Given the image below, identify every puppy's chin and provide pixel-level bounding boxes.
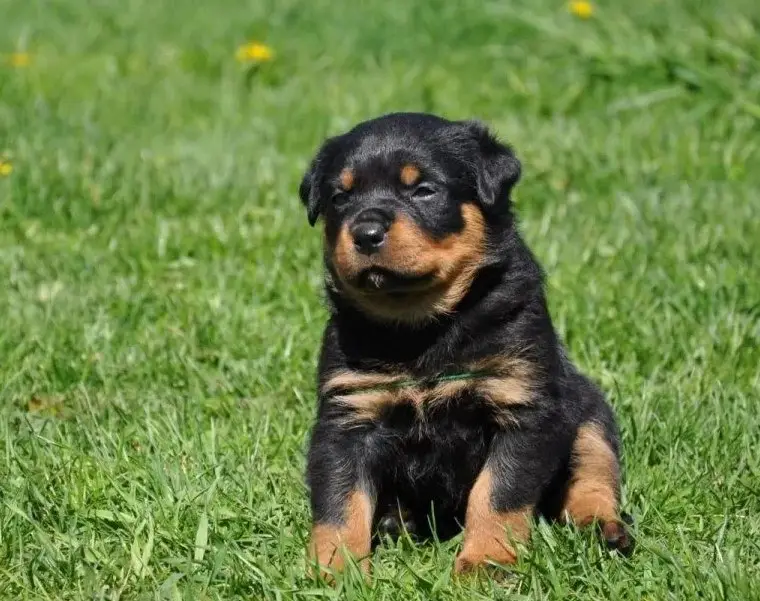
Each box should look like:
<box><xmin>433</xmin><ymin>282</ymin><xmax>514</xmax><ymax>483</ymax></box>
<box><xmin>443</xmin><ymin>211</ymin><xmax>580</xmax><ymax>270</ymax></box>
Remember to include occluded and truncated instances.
<box><xmin>328</xmin><ymin>205</ymin><xmax>487</xmax><ymax>324</ymax></box>
<box><xmin>334</xmin><ymin>274</ymin><xmax>454</xmax><ymax>324</ymax></box>
<box><xmin>354</xmin><ymin>268</ymin><xmax>436</xmax><ymax>294</ymax></box>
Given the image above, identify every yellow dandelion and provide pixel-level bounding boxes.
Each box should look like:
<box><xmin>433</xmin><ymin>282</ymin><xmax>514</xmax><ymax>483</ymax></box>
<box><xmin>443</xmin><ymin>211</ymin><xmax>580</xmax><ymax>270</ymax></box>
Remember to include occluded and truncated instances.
<box><xmin>0</xmin><ymin>160</ymin><xmax>12</xmax><ymax>176</ymax></box>
<box><xmin>7</xmin><ymin>52</ymin><xmax>31</xmax><ymax>67</ymax></box>
<box><xmin>569</xmin><ymin>1</ymin><xmax>594</xmax><ymax>18</ymax></box>
<box><xmin>235</xmin><ymin>42</ymin><xmax>274</xmax><ymax>63</ymax></box>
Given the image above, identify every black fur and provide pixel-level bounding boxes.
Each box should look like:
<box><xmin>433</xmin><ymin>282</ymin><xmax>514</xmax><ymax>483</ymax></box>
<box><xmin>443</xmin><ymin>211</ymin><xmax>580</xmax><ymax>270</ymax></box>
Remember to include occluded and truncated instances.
<box><xmin>301</xmin><ymin>113</ymin><xmax>627</xmax><ymax>555</ymax></box>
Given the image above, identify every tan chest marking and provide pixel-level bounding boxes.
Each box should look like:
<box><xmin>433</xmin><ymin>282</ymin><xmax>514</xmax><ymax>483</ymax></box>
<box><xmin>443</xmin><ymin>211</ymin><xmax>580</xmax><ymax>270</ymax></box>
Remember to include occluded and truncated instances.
<box><xmin>322</xmin><ymin>356</ymin><xmax>536</xmax><ymax>426</ymax></box>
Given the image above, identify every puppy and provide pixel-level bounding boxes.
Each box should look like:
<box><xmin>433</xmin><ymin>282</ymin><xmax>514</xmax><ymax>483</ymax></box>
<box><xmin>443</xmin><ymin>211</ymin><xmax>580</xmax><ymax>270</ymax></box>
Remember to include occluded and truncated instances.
<box><xmin>300</xmin><ymin>113</ymin><xmax>631</xmax><ymax>577</ymax></box>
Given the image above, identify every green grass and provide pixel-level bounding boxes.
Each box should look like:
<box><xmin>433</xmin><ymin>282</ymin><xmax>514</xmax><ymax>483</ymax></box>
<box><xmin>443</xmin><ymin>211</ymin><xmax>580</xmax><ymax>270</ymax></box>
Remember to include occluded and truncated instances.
<box><xmin>1</xmin><ymin>0</ymin><xmax>759</xmax><ymax>598</ymax></box>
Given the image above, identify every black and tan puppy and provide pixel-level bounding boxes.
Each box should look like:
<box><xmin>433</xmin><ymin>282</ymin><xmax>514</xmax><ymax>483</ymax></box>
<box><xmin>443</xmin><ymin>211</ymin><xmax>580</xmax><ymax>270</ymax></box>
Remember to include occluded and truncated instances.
<box><xmin>300</xmin><ymin>113</ymin><xmax>631</xmax><ymax>577</ymax></box>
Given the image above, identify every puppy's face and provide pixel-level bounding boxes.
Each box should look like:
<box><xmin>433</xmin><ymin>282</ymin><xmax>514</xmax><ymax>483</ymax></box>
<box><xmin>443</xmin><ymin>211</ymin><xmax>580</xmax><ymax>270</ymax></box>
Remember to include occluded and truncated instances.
<box><xmin>300</xmin><ymin>113</ymin><xmax>520</xmax><ymax>324</ymax></box>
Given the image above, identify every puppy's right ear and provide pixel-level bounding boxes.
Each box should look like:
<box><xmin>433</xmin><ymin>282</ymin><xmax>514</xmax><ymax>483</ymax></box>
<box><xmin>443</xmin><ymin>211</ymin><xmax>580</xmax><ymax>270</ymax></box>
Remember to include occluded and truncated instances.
<box><xmin>298</xmin><ymin>164</ymin><xmax>321</xmax><ymax>227</ymax></box>
<box><xmin>299</xmin><ymin>138</ymin><xmax>337</xmax><ymax>227</ymax></box>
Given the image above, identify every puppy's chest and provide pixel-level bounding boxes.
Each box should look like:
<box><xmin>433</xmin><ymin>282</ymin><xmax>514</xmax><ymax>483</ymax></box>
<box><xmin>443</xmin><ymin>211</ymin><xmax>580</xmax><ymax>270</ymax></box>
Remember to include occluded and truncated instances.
<box><xmin>373</xmin><ymin>387</ymin><xmax>499</xmax><ymax>433</ymax></box>
<box><xmin>323</xmin><ymin>361</ymin><xmax>536</xmax><ymax>431</ymax></box>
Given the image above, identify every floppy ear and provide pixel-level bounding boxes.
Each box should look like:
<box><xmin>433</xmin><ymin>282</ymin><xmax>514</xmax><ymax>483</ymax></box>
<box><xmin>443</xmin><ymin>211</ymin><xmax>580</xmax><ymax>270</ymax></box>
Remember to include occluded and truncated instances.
<box><xmin>299</xmin><ymin>159</ymin><xmax>322</xmax><ymax>227</ymax></box>
<box><xmin>299</xmin><ymin>137</ymin><xmax>338</xmax><ymax>227</ymax></box>
<box><xmin>299</xmin><ymin>166</ymin><xmax>320</xmax><ymax>227</ymax></box>
<box><xmin>461</xmin><ymin>120</ymin><xmax>521</xmax><ymax>209</ymax></box>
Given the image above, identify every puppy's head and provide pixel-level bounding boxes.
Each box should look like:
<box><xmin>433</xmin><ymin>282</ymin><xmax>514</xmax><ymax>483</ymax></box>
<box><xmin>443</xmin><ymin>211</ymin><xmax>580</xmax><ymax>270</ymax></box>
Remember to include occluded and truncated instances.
<box><xmin>300</xmin><ymin>113</ymin><xmax>521</xmax><ymax>324</ymax></box>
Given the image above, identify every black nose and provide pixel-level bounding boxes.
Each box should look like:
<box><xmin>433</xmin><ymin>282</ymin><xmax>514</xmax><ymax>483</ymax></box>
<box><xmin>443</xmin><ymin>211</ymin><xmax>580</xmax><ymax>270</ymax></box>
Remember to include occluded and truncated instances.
<box><xmin>350</xmin><ymin>209</ymin><xmax>393</xmax><ymax>255</ymax></box>
<box><xmin>351</xmin><ymin>221</ymin><xmax>387</xmax><ymax>254</ymax></box>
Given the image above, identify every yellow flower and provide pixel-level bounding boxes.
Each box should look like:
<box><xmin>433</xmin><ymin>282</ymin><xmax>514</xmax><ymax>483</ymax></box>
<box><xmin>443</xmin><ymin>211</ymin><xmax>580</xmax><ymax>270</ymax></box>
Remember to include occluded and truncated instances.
<box><xmin>235</xmin><ymin>42</ymin><xmax>274</xmax><ymax>63</ymax></box>
<box><xmin>569</xmin><ymin>1</ymin><xmax>594</xmax><ymax>18</ymax></box>
<box><xmin>7</xmin><ymin>52</ymin><xmax>31</xmax><ymax>67</ymax></box>
<box><xmin>0</xmin><ymin>160</ymin><xmax>12</xmax><ymax>176</ymax></box>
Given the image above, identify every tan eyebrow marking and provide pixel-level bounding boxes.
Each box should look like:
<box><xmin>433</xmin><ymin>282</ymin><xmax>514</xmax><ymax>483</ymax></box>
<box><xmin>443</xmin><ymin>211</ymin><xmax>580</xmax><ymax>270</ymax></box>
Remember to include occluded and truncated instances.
<box><xmin>400</xmin><ymin>164</ymin><xmax>420</xmax><ymax>186</ymax></box>
<box><xmin>339</xmin><ymin>168</ymin><xmax>355</xmax><ymax>191</ymax></box>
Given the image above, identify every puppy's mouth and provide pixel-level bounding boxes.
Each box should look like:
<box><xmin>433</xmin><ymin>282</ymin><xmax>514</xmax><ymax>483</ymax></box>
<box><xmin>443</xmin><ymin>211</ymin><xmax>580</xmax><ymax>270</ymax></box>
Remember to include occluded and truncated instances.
<box><xmin>354</xmin><ymin>267</ymin><xmax>437</xmax><ymax>296</ymax></box>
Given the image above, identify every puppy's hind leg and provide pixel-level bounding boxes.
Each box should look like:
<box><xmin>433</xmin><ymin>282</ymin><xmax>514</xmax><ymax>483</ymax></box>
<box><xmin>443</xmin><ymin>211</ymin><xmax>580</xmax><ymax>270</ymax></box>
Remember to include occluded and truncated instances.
<box><xmin>561</xmin><ymin>421</ymin><xmax>633</xmax><ymax>554</ymax></box>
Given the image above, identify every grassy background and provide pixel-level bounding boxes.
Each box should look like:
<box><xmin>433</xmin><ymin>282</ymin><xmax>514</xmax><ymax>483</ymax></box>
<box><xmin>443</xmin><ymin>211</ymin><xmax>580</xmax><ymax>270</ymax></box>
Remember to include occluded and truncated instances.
<box><xmin>1</xmin><ymin>0</ymin><xmax>759</xmax><ymax>598</ymax></box>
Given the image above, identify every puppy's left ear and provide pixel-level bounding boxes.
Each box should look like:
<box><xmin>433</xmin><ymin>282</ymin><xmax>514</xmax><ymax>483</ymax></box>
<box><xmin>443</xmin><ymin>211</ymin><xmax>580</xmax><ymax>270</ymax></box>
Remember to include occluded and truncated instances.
<box><xmin>299</xmin><ymin>137</ymin><xmax>338</xmax><ymax>226</ymax></box>
<box><xmin>461</xmin><ymin>120</ymin><xmax>521</xmax><ymax>209</ymax></box>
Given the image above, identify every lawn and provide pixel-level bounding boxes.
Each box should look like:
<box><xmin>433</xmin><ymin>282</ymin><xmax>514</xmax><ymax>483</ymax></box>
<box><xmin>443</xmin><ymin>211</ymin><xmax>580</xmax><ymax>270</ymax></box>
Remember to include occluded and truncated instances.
<box><xmin>1</xmin><ymin>0</ymin><xmax>759</xmax><ymax>599</ymax></box>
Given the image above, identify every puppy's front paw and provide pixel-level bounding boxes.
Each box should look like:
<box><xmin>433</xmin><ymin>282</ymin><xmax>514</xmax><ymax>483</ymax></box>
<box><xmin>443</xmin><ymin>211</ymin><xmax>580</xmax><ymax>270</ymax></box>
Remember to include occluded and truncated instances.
<box><xmin>308</xmin><ymin>550</ymin><xmax>371</xmax><ymax>584</ymax></box>
<box><xmin>308</xmin><ymin>525</ymin><xmax>371</xmax><ymax>583</ymax></box>
<box><xmin>454</xmin><ymin>542</ymin><xmax>517</xmax><ymax>575</ymax></box>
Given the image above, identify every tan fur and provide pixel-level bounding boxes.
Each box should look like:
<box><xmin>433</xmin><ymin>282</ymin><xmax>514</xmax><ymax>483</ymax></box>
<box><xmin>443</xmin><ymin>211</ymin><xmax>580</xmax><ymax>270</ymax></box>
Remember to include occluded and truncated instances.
<box><xmin>473</xmin><ymin>354</ymin><xmax>536</xmax><ymax>378</ymax></box>
<box><xmin>326</xmin><ymin>357</ymin><xmax>535</xmax><ymax>426</ymax></box>
<box><xmin>331</xmin><ymin>203</ymin><xmax>486</xmax><ymax>323</ymax></box>
<box><xmin>562</xmin><ymin>423</ymin><xmax>620</xmax><ymax>527</ymax></box>
<box><xmin>309</xmin><ymin>489</ymin><xmax>373</xmax><ymax>578</ymax></box>
<box><xmin>400</xmin><ymin>164</ymin><xmax>421</xmax><ymax>186</ymax></box>
<box><xmin>322</xmin><ymin>370</ymin><xmax>406</xmax><ymax>395</ymax></box>
<box><xmin>426</xmin><ymin>378</ymin><xmax>472</xmax><ymax>406</ymax></box>
<box><xmin>455</xmin><ymin>468</ymin><xmax>532</xmax><ymax>573</ymax></box>
<box><xmin>471</xmin><ymin>356</ymin><xmax>535</xmax><ymax>425</ymax></box>
<box><xmin>333</xmin><ymin>389</ymin><xmax>403</xmax><ymax>425</ymax></box>
<box><xmin>339</xmin><ymin>168</ymin><xmax>355</xmax><ymax>191</ymax></box>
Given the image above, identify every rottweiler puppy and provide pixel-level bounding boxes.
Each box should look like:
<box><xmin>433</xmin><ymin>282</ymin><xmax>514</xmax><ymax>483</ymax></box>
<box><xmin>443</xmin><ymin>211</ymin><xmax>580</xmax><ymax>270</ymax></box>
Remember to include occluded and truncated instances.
<box><xmin>300</xmin><ymin>113</ymin><xmax>631</xmax><ymax>577</ymax></box>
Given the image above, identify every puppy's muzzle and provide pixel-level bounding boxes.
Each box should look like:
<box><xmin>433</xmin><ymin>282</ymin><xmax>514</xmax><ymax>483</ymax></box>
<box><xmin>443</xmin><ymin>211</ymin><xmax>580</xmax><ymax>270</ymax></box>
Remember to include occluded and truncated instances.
<box><xmin>350</xmin><ymin>208</ymin><xmax>394</xmax><ymax>255</ymax></box>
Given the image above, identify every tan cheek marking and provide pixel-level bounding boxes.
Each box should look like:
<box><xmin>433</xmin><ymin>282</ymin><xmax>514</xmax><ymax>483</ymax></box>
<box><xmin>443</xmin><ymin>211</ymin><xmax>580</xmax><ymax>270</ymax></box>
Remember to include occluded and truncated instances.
<box><xmin>456</xmin><ymin>468</ymin><xmax>532</xmax><ymax>573</ymax></box>
<box><xmin>309</xmin><ymin>489</ymin><xmax>373</xmax><ymax>577</ymax></box>
<box><xmin>339</xmin><ymin>168</ymin><xmax>354</xmax><ymax>191</ymax></box>
<box><xmin>562</xmin><ymin>423</ymin><xmax>620</xmax><ymax>527</ymax></box>
<box><xmin>332</xmin><ymin>224</ymin><xmax>359</xmax><ymax>282</ymax></box>
<box><xmin>379</xmin><ymin>216</ymin><xmax>434</xmax><ymax>273</ymax></box>
<box><xmin>428</xmin><ymin>203</ymin><xmax>487</xmax><ymax>313</ymax></box>
<box><xmin>344</xmin><ymin>203</ymin><xmax>486</xmax><ymax>323</ymax></box>
<box><xmin>330</xmin><ymin>203</ymin><xmax>486</xmax><ymax>298</ymax></box>
<box><xmin>327</xmin><ymin>203</ymin><xmax>487</xmax><ymax>324</ymax></box>
<box><xmin>381</xmin><ymin>203</ymin><xmax>485</xmax><ymax>276</ymax></box>
<box><xmin>400</xmin><ymin>164</ymin><xmax>420</xmax><ymax>186</ymax></box>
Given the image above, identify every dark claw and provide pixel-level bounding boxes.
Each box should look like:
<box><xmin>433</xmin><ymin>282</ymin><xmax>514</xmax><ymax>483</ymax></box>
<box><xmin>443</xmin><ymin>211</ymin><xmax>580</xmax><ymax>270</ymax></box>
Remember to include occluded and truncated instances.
<box><xmin>602</xmin><ymin>513</ymin><xmax>635</xmax><ymax>556</ymax></box>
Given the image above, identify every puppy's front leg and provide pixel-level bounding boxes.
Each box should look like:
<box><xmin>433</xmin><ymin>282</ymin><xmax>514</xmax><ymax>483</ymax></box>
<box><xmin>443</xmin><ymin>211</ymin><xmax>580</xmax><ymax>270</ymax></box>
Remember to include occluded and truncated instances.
<box><xmin>306</xmin><ymin>421</ymin><xmax>376</xmax><ymax>578</ymax></box>
<box><xmin>456</xmin><ymin>427</ymin><xmax>558</xmax><ymax>574</ymax></box>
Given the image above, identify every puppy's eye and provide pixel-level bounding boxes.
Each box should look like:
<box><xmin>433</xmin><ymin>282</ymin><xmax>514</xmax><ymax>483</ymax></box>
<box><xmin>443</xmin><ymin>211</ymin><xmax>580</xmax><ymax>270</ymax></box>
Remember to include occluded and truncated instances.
<box><xmin>331</xmin><ymin>191</ymin><xmax>350</xmax><ymax>206</ymax></box>
<box><xmin>411</xmin><ymin>184</ymin><xmax>437</xmax><ymax>200</ymax></box>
